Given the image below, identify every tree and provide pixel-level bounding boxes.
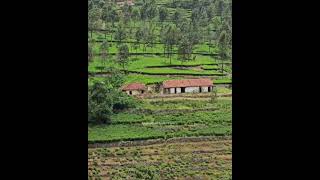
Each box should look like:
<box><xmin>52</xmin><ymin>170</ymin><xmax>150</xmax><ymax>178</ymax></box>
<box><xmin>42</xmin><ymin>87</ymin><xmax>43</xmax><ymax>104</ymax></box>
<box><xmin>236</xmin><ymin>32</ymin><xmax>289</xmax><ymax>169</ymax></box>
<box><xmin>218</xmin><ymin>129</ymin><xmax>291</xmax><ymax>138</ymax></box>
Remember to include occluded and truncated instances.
<box><xmin>132</xmin><ymin>7</ymin><xmax>140</xmax><ymax>26</ymax></box>
<box><xmin>88</xmin><ymin>69</ymin><xmax>137</xmax><ymax>124</ymax></box>
<box><xmin>135</xmin><ymin>27</ymin><xmax>144</xmax><ymax>49</ymax></box>
<box><xmin>217</xmin><ymin>30</ymin><xmax>228</xmax><ymax>73</ymax></box>
<box><xmin>88</xmin><ymin>80</ymin><xmax>114</xmax><ymax>124</ymax></box>
<box><xmin>163</xmin><ymin>25</ymin><xmax>179</xmax><ymax>64</ymax></box>
<box><xmin>145</xmin><ymin>22</ymin><xmax>157</xmax><ymax>51</ymax></box>
<box><xmin>88</xmin><ymin>43</ymin><xmax>93</xmax><ymax>64</ymax></box>
<box><xmin>178</xmin><ymin>37</ymin><xmax>193</xmax><ymax>61</ymax></box>
<box><xmin>117</xmin><ymin>44</ymin><xmax>130</xmax><ymax>70</ymax></box>
<box><xmin>99</xmin><ymin>40</ymin><xmax>109</xmax><ymax>66</ymax></box>
<box><xmin>206</xmin><ymin>5</ymin><xmax>215</xmax><ymax>21</ymax></box>
<box><xmin>114</xmin><ymin>23</ymin><xmax>127</xmax><ymax>45</ymax></box>
<box><xmin>88</xmin><ymin>7</ymin><xmax>103</xmax><ymax>38</ymax></box>
<box><xmin>158</xmin><ymin>7</ymin><xmax>168</xmax><ymax>23</ymax></box>
<box><xmin>172</xmin><ymin>9</ymin><xmax>182</xmax><ymax>25</ymax></box>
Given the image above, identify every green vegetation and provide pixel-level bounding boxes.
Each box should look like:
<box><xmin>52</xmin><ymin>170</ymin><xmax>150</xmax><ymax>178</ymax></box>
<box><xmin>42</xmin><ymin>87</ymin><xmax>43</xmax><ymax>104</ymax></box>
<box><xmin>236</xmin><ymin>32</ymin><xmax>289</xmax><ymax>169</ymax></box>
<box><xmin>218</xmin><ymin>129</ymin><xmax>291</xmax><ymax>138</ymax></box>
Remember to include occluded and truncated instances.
<box><xmin>88</xmin><ymin>99</ymin><xmax>231</xmax><ymax>143</ymax></box>
<box><xmin>88</xmin><ymin>137</ymin><xmax>232</xmax><ymax>179</ymax></box>
<box><xmin>88</xmin><ymin>0</ymin><xmax>232</xmax><ymax>178</ymax></box>
<box><xmin>88</xmin><ymin>69</ymin><xmax>137</xmax><ymax>123</ymax></box>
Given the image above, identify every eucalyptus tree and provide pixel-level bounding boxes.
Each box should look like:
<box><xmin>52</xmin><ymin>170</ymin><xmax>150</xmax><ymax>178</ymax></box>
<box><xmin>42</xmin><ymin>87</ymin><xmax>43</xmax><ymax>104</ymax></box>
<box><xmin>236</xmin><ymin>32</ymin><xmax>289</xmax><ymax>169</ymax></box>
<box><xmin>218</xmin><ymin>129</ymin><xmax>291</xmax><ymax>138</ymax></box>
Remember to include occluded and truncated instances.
<box><xmin>172</xmin><ymin>9</ymin><xmax>182</xmax><ymax>26</ymax></box>
<box><xmin>163</xmin><ymin>25</ymin><xmax>179</xmax><ymax>64</ymax></box>
<box><xmin>114</xmin><ymin>23</ymin><xmax>127</xmax><ymax>46</ymax></box>
<box><xmin>158</xmin><ymin>7</ymin><xmax>168</xmax><ymax>24</ymax></box>
<box><xmin>135</xmin><ymin>27</ymin><xmax>144</xmax><ymax>49</ymax></box>
<box><xmin>178</xmin><ymin>36</ymin><xmax>193</xmax><ymax>61</ymax></box>
<box><xmin>88</xmin><ymin>7</ymin><xmax>102</xmax><ymax>38</ymax></box>
<box><xmin>99</xmin><ymin>40</ymin><xmax>109</xmax><ymax>66</ymax></box>
<box><xmin>217</xmin><ymin>30</ymin><xmax>228</xmax><ymax>73</ymax></box>
<box><xmin>131</xmin><ymin>7</ymin><xmax>140</xmax><ymax>27</ymax></box>
<box><xmin>117</xmin><ymin>44</ymin><xmax>130</xmax><ymax>71</ymax></box>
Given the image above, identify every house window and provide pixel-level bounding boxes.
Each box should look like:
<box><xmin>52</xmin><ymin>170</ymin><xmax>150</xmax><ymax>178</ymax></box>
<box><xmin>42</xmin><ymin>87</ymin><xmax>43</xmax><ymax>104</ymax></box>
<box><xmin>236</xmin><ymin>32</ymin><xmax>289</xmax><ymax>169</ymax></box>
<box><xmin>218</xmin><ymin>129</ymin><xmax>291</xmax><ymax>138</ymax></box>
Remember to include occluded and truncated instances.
<box><xmin>129</xmin><ymin>91</ymin><xmax>132</xmax><ymax>95</ymax></box>
<box><xmin>181</xmin><ymin>87</ymin><xmax>185</xmax><ymax>93</ymax></box>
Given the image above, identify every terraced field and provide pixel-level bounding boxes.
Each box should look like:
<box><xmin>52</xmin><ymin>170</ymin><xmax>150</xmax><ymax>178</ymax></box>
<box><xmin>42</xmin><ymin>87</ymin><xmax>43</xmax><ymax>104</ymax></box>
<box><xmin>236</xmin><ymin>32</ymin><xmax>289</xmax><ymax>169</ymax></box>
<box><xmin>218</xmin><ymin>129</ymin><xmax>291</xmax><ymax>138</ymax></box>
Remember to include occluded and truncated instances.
<box><xmin>88</xmin><ymin>98</ymin><xmax>232</xmax><ymax>143</ymax></box>
<box><xmin>88</xmin><ymin>0</ymin><xmax>232</xmax><ymax>179</ymax></box>
<box><xmin>88</xmin><ymin>136</ymin><xmax>232</xmax><ymax>179</ymax></box>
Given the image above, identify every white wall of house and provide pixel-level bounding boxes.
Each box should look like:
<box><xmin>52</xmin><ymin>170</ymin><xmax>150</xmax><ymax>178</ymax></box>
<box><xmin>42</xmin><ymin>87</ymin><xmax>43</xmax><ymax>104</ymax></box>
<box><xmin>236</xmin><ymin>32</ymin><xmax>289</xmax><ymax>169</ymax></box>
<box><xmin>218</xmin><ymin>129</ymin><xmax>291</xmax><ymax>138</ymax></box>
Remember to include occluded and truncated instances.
<box><xmin>176</xmin><ymin>87</ymin><xmax>181</xmax><ymax>93</ymax></box>
<box><xmin>170</xmin><ymin>88</ymin><xmax>175</xmax><ymax>94</ymax></box>
<box><xmin>165</xmin><ymin>86</ymin><xmax>213</xmax><ymax>94</ymax></box>
<box><xmin>125</xmin><ymin>90</ymin><xmax>141</xmax><ymax>95</ymax></box>
<box><xmin>201</xmin><ymin>86</ymin><xmax>212</xmax><ymax>92</ymax></box>
<box><xmin>185</xmin><ymin>86</ymin><xmax>200</xmax><ymax>93</ymax></box>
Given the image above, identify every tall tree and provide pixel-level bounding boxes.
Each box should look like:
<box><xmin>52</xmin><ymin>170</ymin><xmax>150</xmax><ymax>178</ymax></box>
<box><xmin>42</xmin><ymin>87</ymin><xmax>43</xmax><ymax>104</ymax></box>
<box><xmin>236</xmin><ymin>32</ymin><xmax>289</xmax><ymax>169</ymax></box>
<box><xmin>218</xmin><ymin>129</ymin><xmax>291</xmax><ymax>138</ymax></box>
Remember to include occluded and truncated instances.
<box><xmin>172</xmin><ymin>9</ymin><xmax>182</xmax><ymax>25</ymax></box>
<box><xmin>163</xmin><ymin>25</ymin><xmax>179</xmax><ymax>64</ymax></box>
<box><xmin>88</xmin><ymin>43</ymin><xmax>93</xmax><ymax>64</ymax></box>
<box><xmin>117</xmin><ymin>44</ymin><xmax>130</xmax><ymax>70</ymax></box>
<box><xmin>131</xmin><ymin>7</ymin><xmax>140</xmax><ymax>26</ymax></box>
<box><xmin>114</xmin><ymin>23</ymin><xmax>127</xmax><ymax>45</ymax></box>
<box><xmin>178</xmin><ymin>36</ymin><xmax>193</xmax><ymax>61</ymax></box>
<box><xmin>99</xmin><ymin>40</ymin><xmax>109</xmax><ymax>66</ymax></box>
<box><xmin>217</xmin><ymin>30</ymin><xmax>228</xmax><ymax>73</ymax></box>
<box><xmin>88</xmin><ymin>7</ymin><xmax>102</xmax><ymax>38</ymax></box>
<box><xmin>135</xmin><ymin>27</ymin><xmax>144</xmax><ymax>49</ymax></box>
<box><xmin>158</xmin><ymin>7</ymin><xmax>168</xmax><ymax>23</ymax></box>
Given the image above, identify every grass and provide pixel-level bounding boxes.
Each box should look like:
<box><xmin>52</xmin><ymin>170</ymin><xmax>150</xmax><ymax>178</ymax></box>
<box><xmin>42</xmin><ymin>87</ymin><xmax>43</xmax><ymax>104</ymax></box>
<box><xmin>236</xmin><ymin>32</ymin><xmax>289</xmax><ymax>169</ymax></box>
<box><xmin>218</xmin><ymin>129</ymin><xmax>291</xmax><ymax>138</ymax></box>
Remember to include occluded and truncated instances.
<box><xmin>89</xmin><ymin>55</ymin><xmax>221</xmax><ymax>75</ymax></box>
<box><xmin>129</xmin><ymin>67</ymin><xmax>223</xmax><ymax>75</ymax></box>
<box><xmin>88</xmin><ymin>99</ymin><xmax>231</xmax><ymax>143</ymax></box>
<box><xmin>124</xmin><ymin>74</ymin><xmax>181</xmax><ymax>84</ymax></box>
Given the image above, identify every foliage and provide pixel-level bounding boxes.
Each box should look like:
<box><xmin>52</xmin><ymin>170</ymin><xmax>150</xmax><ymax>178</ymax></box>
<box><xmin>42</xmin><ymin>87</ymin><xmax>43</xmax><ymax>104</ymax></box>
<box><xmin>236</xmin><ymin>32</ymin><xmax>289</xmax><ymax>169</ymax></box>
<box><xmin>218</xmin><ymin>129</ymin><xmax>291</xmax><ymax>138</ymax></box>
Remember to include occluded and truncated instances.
<box><xmin>88</xmin><ymin>69</ymin><xmax>137</xmax><ymax>124</ymax></box>
<box><xmin>88</xmin><ymin>99</ymin><xmax>231</xmax><ymax>142</ymax></box>
<box><xmin>117</xmin><ymin>44</ymin><xmax>130</xmax><ymax>70</ymax></box>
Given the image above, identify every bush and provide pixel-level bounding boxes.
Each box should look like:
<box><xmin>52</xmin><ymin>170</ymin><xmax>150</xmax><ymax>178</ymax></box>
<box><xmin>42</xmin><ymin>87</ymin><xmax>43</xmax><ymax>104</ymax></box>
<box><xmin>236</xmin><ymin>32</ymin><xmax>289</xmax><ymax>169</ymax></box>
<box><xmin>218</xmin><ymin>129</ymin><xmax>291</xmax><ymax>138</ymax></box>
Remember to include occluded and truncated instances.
<box><xmin>88</xmin><ymin>70</ymin><xmax>137</xmax><ymax>124</ymax></box>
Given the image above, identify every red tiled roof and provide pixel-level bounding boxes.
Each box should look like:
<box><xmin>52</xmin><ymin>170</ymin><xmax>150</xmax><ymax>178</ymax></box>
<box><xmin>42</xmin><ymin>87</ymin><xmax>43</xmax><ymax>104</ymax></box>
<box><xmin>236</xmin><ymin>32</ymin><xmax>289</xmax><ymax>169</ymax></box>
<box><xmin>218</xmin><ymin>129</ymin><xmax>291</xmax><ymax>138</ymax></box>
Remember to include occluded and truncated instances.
<box><xmin>163</xmin><ymin>79</ymin><xmax>213</xmax><ymax>88</ymax></box>
<box><xmin>122</xmin><ymin>83</ymin><xmax>146</xmax><ymax>91</ymax></box>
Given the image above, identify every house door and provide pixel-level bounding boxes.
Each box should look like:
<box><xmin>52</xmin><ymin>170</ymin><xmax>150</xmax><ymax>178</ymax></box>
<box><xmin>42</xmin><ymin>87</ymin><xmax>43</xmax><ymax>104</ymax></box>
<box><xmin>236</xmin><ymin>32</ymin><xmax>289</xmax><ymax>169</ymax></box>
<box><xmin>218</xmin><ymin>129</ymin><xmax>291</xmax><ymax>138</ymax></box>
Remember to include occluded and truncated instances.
<box><xmin>181</xmin><ymin>87</ymin><xmax>185</xmax><ymax>93</ymax></box>
<box><xmin>175</xmin><ymin>88</ymin><xmax>177</xmax><ymax>94</ymax></box>
<box><xmin>208</xmin><ymin>86</ymin><xmax>211</xmax><ymax>92</ymax></box>
<box><xmin>199</xmin><ymin>87</ymin><xmax>202</xmax><ymax>93</ymax></box>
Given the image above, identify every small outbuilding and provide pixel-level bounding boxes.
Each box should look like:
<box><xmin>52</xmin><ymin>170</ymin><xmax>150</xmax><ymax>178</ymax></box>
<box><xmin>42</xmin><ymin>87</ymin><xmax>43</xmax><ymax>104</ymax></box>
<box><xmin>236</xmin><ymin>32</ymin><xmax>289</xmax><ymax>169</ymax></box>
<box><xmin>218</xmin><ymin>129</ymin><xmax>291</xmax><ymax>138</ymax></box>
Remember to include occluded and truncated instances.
<box><xmin>162</xmin><ymin>78</ymin><xmax>213</xmax><ymax>94</ymax></box>
<box><xmin>121</xmin><ymin>83</ymin><xmax>146</xmax><ymax>96</ymax></box>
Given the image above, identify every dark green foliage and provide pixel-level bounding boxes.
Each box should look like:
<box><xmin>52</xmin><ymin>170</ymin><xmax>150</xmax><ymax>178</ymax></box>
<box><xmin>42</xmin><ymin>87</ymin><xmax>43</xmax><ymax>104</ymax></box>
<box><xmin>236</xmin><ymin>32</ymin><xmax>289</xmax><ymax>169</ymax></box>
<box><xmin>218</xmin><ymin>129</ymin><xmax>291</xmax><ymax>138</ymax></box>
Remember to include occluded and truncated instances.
<box><xmin>117</xmin><ymin>44</ymin><xmax>130</xmax><ymax>70</ymax></box>
<box><xmin>88</xmin><ymin>69</ymin><xmax>137</xmax><ymax>124</ymax></box>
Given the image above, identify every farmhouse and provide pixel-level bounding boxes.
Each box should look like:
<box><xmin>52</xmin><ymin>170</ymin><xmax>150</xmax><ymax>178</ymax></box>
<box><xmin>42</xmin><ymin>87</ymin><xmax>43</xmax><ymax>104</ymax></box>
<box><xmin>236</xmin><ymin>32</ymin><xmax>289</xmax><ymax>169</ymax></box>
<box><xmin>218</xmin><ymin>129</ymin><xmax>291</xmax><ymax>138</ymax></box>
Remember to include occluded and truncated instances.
<box><xmin>162</xmin><ymin>79</ymin><xmax>213</xmax><ymax>94</ymax></box>
<box><xmin>121</xmin><ymin>82</ymin><xmax>146</xmax><ymax>95</ymax></box>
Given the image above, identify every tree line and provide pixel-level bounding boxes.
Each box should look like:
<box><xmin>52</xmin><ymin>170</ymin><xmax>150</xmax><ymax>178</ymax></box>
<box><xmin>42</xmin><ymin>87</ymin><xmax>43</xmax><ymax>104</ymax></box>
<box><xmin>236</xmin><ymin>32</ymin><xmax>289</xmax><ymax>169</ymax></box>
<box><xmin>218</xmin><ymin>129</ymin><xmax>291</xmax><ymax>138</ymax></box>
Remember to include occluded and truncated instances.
<box><xmin>89</xmin><ymin>0</ymin><xmax>232</xmax><ymax>71</ymax></box>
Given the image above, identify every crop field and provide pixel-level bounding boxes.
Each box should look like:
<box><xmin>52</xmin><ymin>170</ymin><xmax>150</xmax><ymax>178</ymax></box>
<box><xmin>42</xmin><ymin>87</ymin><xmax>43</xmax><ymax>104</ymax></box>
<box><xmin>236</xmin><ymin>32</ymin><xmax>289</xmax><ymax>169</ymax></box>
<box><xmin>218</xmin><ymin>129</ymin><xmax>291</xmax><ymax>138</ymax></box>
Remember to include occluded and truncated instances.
<box><xmin>88</xmin><ymin>137</ymin><xmax>232</xmax><ymax>179</ymax></box>
<box><xmin>88</xmin><ymin>98</ymin><xmax>231</xmax><ymax>143</ymax></box>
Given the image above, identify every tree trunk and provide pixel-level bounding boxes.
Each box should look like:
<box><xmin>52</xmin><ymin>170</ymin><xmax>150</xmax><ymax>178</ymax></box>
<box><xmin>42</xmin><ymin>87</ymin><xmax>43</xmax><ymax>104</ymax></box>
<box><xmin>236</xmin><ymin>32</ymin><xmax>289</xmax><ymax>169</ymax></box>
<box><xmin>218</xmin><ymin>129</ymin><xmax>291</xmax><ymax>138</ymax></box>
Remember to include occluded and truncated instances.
<box><xmin>91</xmin><ymin>30</ymin><xmax>93</xmax><ymax>38</ymax></box>
<box><xmin>221</xmin><ymin>59</ymin><xmax>224</xmax><ymax>73</ymax></box>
